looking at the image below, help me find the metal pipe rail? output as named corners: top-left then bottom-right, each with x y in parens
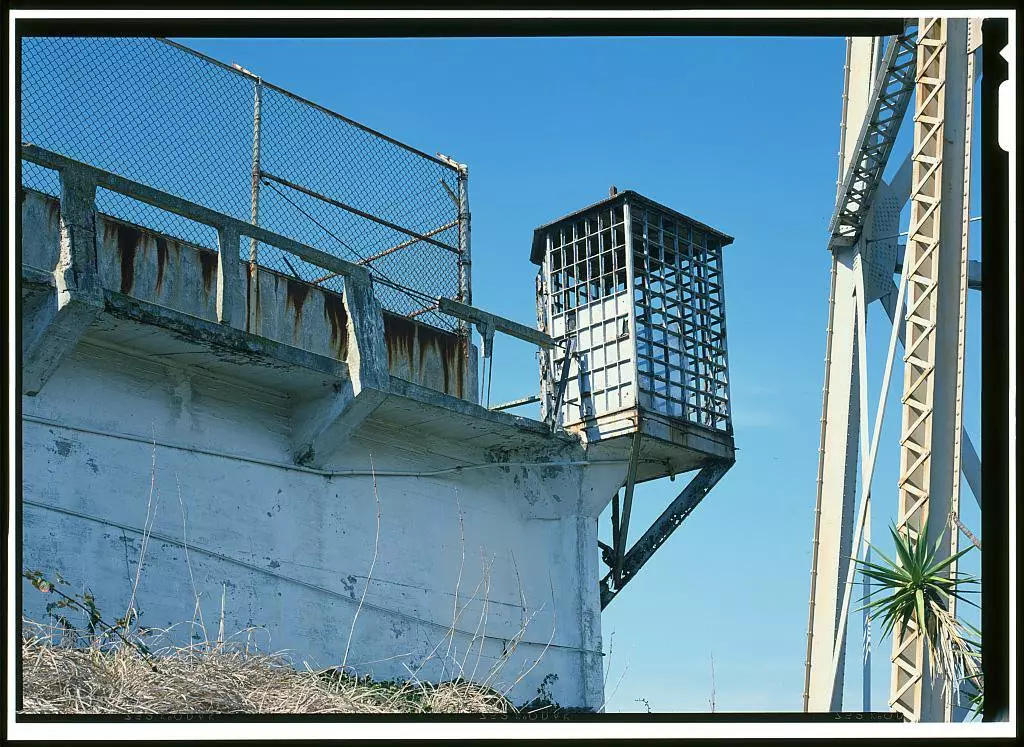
top-left (259, 169), bottom-right (459, 254)
top-left (438, 297), bottom-right (559, 349)
top-left (828, 26), bottom-right (918, 249)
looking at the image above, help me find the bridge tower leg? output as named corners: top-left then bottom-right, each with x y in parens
top-left (803, 35), bottom-right (882, 713)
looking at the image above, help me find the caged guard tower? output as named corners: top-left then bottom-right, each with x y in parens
top-left (531, 189), bottom-right (737, 608)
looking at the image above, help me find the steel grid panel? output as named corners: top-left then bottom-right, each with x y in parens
top-left (546, 203), bottom-right (633, 420)
top-left (631, 201), bottom-right (730, 432)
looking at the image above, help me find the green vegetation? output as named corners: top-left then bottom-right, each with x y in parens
top-left (854, 520), bottom-right (983, 718)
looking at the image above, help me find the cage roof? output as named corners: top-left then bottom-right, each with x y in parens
top-left (530, 189), bottom-right (734, 265)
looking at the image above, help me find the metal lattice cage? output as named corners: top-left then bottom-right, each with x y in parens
top-left (532, 190), bottom-right (733, 435)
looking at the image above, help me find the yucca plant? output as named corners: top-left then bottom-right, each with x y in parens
top-left (854, 519), bottom-right (983, 718)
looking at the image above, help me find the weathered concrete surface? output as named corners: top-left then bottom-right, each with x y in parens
top-left (248, 269), bottom-right (351, 361)
top-left (20, 188), bottom-right (623, 709)
top-left (21, 285), bottom-right (100, 397)
top-left (21, 179), bottom-right (103, 396)
top-left (291, 383), bottom-right (387, 467)
top-left (20, 188), bottom-right (63, 272)
top-left (382, 311), bottom-right (471, 400)
top-left (22, 189), bottom-right (476, 404)
top-left (97, 220), bottom-right (221, 324)
top-left (21, 341), bottom-right (619, 709)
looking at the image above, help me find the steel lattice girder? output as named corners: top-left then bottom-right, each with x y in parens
top-left (829, 27), bottom-right (918, 249)
top-left (890, 17), bottom-right (969, 722)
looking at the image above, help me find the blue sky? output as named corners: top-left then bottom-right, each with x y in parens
top-left (135, 35), bottom-right (980, 712)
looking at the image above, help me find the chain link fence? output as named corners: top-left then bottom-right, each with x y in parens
top-left (20, 36), bottom-right (465, 333)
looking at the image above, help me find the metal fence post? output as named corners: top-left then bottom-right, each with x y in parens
top-left (248, 76), bottom-right (263, 331)
top-left (456, 161), bottom-right (472, 371)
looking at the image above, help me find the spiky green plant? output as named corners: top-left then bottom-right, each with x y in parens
top-left (965, 675), bottom-right (983, 718)
top-left (854, 519), bottom-right (983, 717)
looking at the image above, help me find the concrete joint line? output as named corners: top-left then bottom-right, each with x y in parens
top-left (23, 415), bottom-right (622, 480)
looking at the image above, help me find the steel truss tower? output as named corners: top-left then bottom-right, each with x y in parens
top-left (804, 18), bottom-right (981, 722)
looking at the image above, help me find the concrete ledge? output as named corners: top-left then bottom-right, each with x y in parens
top-left (91, 293), bottom-right (570, 465)
top-left (22, 287), bottom-right (102, 396)
top-left (102, 290), bottom-right (349, 381)
top-left (386, 375), bottom-right (569, 442)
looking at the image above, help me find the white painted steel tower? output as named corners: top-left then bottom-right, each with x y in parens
top-left (803, 18), bottom-right (984, 722)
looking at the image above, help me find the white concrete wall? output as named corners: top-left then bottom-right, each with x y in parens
top-left (21, 340), bottom-right (613, 710)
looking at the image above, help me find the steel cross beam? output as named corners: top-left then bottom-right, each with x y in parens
top-left (437, 297), bottom-right (558, 349)
top-left (612, 432), bottom-right (644, 589)
top-left (600, 458), bottom-right (733, 609)
top-left (829, 27), bottom-right (918, 250)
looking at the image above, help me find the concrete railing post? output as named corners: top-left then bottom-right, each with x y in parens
top-left (290, 267), bottom-right (389, 466)
top-left (216, 225), bottom-right (242, 328)
top-left (342, 268), bottom-right (389, 393)
top-left (55, 167), bottom-right (101, 306)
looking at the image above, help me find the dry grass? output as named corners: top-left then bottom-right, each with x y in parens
top-left (20, 456), bottom-right (555, 716)
top-left (20, 623), bottom-right (516, 715)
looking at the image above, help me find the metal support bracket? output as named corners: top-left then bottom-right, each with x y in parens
top-left (601, 457), bottom-right (733, 609)
top-left (489, 394), bottom-right (541, 412)
top-left (547, 337), bottom-right (576, 431)
top-left (610, 432), bottom-right (643, 589)
top-left (478, 321), bottom-right (495, 360)
top-left (438, 297), bottom-right (557, 349)
top-left (478, 320), bottom-right (495, 408)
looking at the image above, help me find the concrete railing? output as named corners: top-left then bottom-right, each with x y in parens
top-left (21, 143), bottom-right (376, 329)
top-left (22, 144), bottom-right (552, 339)
top-left (21, 142), bottom-right (394, 408)
top-left (21, 143), bottom-right (564, 415)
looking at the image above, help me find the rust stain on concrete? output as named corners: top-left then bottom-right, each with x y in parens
top-left (456, 336), bottom-right (467, 398)
top-left (383, 312), bottom-right (416, 373)
top-left (322, 290), bottom-right (349, 360)
top-left (116, 225), bottom-right (141, 294)
top-left (285, 278), bottom-right (310, 343)
top-left (155, 237), bottom-right (169, 295)
top-left (285, 278), bottom-right (309, 317)
top-left (198, 248), bottom-right (217, 296)
top-left (383, 311), bottom-right (464, 397)
top-left (245, 269), bottom-right (257, 333)
top-left (47, 198), bottom-right (61, 229)
top-left (247, 267), bottom-right (263, 335)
